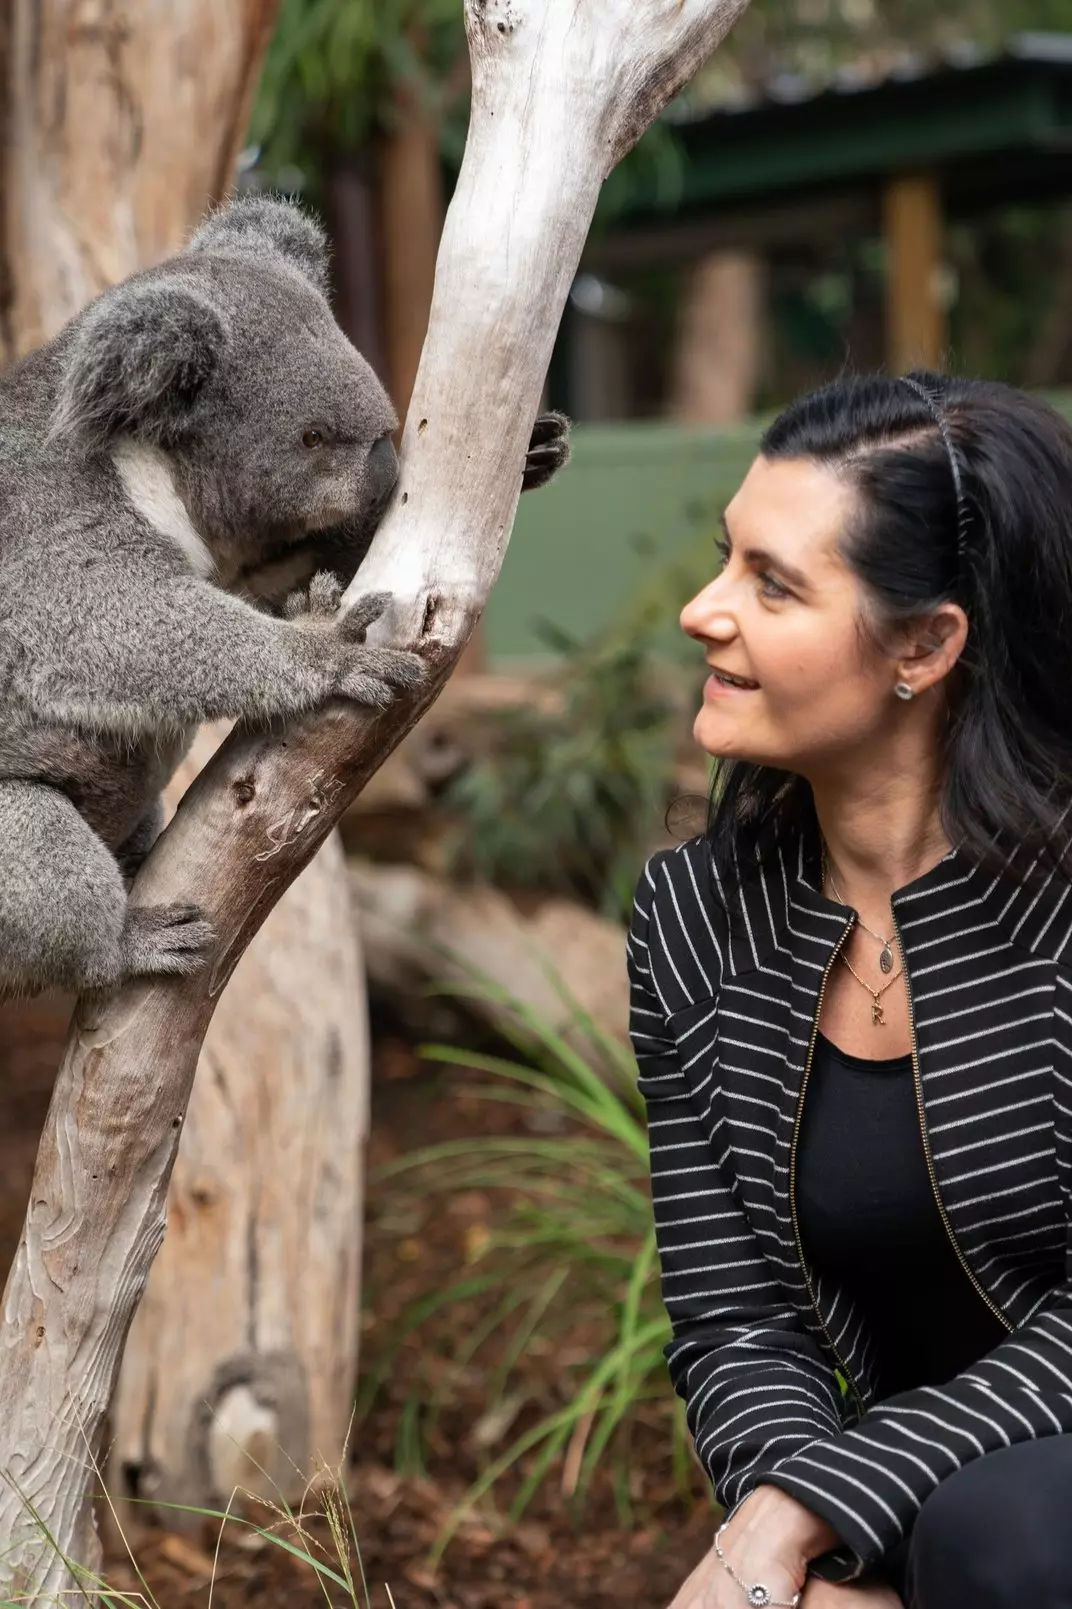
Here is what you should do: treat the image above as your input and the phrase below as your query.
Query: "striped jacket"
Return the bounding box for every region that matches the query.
[627,820,1072,1582]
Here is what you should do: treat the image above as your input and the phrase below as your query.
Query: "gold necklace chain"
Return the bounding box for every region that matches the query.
[822,851,897,975]
[821,844,903,1025]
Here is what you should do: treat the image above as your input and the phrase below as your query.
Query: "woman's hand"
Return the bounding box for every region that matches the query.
[667,1487,842,1609]
[802,1580,904,1608]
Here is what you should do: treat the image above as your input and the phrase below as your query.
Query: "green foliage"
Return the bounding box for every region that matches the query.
[439,607,683,923]
[250,0,466,180]
[360,983,703,1552]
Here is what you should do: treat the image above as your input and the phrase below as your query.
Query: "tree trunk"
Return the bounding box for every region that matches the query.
[1,0,278,363]
[108,731,369,1526]
[0,0,749,1594]
[378,65,444,421]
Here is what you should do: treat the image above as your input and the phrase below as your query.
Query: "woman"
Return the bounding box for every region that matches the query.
[628,372,1072,1609]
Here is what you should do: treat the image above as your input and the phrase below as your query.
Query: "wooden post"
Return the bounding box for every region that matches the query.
[671,248,765,423]
[0,0,750,1593]
[883,172,945,374]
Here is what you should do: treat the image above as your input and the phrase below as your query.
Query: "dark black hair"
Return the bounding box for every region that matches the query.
[707,370,1072,886]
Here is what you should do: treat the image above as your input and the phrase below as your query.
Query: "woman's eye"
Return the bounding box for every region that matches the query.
[714,530,790,600]
[302,428,324,449]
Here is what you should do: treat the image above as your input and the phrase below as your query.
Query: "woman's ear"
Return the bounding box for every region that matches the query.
[896,602,969,695]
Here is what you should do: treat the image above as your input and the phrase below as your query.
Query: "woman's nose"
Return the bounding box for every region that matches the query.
[680,577,736,643]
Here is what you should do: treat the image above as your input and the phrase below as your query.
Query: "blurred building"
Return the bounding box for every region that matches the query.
[554,33,1072,425]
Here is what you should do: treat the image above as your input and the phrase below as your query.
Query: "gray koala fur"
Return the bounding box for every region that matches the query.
[0,194,570,1000]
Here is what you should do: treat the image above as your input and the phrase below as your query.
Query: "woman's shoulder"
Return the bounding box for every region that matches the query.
[631,835,728,1002]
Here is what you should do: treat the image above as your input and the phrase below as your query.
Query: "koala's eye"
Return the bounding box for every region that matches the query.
[302,428,324,449]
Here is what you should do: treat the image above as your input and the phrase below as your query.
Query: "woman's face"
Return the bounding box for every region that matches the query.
[681,454,907,775]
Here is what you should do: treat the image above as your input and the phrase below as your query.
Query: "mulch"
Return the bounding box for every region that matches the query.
[0,995,716,1609]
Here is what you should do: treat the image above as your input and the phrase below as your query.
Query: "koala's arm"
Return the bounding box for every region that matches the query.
[17,572,420,735]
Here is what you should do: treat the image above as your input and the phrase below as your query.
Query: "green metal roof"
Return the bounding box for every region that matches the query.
[613,38,1072,222]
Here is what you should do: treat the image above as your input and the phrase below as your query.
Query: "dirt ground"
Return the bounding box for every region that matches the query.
[0,995,715,1609]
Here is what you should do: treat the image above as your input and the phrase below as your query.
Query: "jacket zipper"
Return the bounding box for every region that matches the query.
[891,914,1013,1333]
[788,915,866,1417]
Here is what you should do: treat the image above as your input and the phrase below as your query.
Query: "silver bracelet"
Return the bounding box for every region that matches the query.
[714,1518,802,1608]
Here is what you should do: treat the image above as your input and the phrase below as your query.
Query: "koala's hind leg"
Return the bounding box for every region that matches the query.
[0,782,214,998]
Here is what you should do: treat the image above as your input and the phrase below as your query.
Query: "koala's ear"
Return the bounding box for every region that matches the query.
[54,276,227,448]
[187,194,330,296]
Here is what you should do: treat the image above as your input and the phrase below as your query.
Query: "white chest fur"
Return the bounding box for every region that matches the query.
[112,439,216,580]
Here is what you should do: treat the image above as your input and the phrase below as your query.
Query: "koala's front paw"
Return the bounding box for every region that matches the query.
[284,575,392,644]
[522,410,571,492]
[286,577,424,711]
[335,643,426,711]
[120,903,216,980]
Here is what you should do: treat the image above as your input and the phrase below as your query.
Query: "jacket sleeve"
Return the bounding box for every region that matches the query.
[629,855,848,1519]
[759,1227,1072,1576]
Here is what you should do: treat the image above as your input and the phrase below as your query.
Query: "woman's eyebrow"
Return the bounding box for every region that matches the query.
[719,511,811,591]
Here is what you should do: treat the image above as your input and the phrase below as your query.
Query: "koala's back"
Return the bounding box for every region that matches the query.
[0,333,197,849]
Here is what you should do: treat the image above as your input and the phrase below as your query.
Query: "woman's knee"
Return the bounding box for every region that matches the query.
[908,1441,1072,1609]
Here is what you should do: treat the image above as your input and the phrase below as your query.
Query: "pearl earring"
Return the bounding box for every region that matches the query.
[894,682,914,701]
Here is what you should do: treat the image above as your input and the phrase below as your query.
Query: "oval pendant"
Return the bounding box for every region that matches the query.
[879,943,894,974]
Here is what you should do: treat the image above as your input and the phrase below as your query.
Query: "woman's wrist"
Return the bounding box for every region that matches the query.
[729,1483,842,1564]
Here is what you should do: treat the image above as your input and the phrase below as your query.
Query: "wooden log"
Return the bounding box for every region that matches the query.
[0,0,749,1592]
[349,858,630,1052]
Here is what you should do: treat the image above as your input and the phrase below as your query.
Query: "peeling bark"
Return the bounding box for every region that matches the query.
[2,0,279,361]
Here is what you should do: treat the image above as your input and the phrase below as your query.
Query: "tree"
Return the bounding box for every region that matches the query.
[0,0,750,1595]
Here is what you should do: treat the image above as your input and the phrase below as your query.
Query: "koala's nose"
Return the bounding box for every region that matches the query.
[369,435,399,505]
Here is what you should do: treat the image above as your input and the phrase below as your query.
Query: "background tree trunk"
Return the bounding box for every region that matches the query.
[1,0,278,361]
[0,0,372,1572]
[108,732,370,1526]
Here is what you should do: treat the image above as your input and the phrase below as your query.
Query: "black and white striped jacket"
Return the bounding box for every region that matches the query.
[627,820,1072,1582]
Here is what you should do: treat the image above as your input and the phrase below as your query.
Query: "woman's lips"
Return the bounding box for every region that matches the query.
[704,673,759,699]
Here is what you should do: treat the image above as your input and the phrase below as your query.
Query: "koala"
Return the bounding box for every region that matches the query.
[0,195,571,1000]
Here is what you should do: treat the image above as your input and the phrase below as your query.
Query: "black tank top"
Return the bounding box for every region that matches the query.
[795,1030,1007,1398]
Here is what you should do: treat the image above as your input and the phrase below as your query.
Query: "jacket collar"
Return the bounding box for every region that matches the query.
[722,808,1072,979]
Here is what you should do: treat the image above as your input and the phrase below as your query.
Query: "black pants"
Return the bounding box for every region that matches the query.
[876,1436,1072,1608]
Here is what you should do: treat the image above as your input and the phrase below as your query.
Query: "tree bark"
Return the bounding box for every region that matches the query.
[349,858,630,1054]
[1,0,279,363]
[0,0,750,1594]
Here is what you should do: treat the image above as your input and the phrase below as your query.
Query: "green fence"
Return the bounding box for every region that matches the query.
[488,391,1072,668]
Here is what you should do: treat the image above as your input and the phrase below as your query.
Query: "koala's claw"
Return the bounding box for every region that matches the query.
[120,902,216,980]
[338,591,392,643]
[522,410,571,493]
